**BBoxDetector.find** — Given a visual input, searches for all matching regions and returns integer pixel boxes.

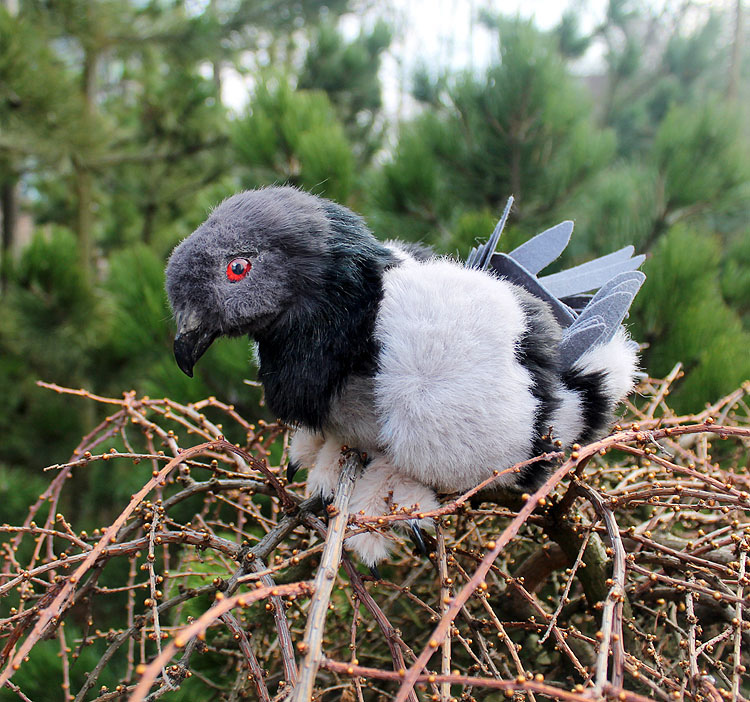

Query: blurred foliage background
[0,0,748,514]
[0,0,749,697]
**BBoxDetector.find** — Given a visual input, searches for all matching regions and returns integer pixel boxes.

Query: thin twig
[249,557,298,686]
[540,527,593,644]
[436,524,451,702]
[732,549,747,702]
[393,450,578,702]
[0,441,221,687]
[575,480,628,692]
[129,583,312,702]
[686,575,700,689]
[291,450,363,702]
[220,611,271,702]
[323,659,656,702]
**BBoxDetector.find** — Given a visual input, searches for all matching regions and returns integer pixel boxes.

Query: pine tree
[0,6,84,286]
[369,16,615,252]
[1,0,362,478]
[232,78,355,204]
[632,225,750,411]
[299,20,392,163]
[369,9,750,409]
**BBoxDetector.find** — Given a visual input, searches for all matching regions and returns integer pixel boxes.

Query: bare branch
[291,450,363,702]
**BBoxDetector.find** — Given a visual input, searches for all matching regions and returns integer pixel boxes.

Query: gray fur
[324,374,381,451]
[166,187,333,339]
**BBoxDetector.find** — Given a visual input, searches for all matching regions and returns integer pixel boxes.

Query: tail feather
[559,271,645,369]
[562,328,638,443]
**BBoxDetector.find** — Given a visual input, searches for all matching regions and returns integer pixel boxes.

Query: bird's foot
[368,564,382,580]
[286,460,301,482]
[408,520,430,556]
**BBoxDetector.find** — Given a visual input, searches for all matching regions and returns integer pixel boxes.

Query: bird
[165,186,645,567]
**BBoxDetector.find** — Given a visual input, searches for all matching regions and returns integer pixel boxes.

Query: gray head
[165,186,393,379]
[166,187,336,375]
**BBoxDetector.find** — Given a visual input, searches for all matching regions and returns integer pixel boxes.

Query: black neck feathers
[255,202,397,428]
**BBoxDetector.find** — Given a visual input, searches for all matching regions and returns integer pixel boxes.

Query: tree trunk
[728,0,744,101]
[141,200,157,244]
[74,162,93,276]
[1,179,19,293]
[510,138,522,215]
[210,0,223,100]
[76,44,98,277]
[2,0,20,292]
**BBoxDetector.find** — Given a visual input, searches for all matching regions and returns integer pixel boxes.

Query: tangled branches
[1,368,749,701]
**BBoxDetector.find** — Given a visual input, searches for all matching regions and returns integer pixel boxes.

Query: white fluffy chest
[372,258,539,491]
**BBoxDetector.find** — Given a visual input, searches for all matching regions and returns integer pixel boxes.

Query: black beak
[173,326,218,377]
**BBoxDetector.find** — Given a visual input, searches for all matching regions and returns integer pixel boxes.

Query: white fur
[573,328,638,407]
[345,527,393,567]
[384,243,411,263]
[288,428,325,470]
[345,454,439,566]
[549,384,585,448]
[305,439,346,499]
[374,258,538,492]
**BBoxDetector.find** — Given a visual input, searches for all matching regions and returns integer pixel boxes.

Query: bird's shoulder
[377,256,530,342]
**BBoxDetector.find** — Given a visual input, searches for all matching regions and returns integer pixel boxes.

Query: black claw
[368,564,382,580]
[409,521,429,556]
[321,493,334,508]
[286,461,301,482]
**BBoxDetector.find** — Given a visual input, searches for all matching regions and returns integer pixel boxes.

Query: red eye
[226,258,251,282]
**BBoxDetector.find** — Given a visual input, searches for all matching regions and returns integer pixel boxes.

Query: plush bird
[166,187,644,567]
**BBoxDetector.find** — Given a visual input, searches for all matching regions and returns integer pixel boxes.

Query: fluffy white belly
[372,258,538,492]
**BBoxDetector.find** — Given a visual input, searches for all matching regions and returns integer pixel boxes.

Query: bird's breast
[323,374,382,454]
[371,259,541,491]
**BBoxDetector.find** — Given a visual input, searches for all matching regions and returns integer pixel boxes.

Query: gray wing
[466,204,646,366]
[507,220,573,274]
[559,271,645,369]
[557,316,607,366]
[466,196,514,271]
[471,212,644,314]
[539,246,646,298]
[488,244,645,330]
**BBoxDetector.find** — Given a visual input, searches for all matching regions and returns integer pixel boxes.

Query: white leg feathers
[288,430,439,567]
[305,439,345,501]
[346,455,439,567]
[288,428,325,470]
